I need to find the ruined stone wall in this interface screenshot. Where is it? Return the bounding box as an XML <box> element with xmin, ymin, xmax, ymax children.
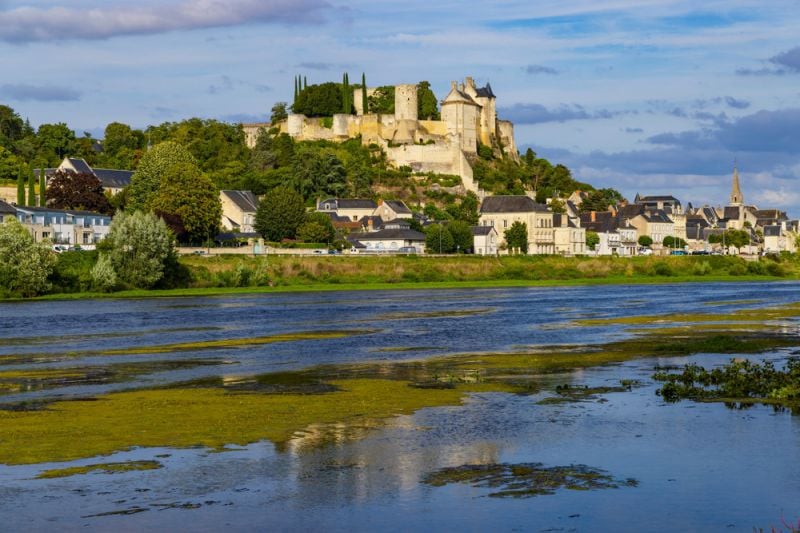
<box><xmin>394</xmin><ymin>84</ymin><xmax>418</xmax><ymax>121</ymax></box>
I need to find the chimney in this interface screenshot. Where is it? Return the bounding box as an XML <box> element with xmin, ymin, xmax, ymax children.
<box><xmin>466</xmin><ymin>76</ymin><xmax>474</xmax><ymax>88</ymax></box>
<box><xmin>451</xmin><ymin>81</ymin><xmax>457</xmax><ymax>91</ymax></box>
<box><xmin>458</xmin><ymin>83</ymin><xmax>464</xmax><ymax>92</ymax></box>
<box><xmin>591</xmin><ymin>211</ymin><xmax>596</xmax><ymax>222</ymax></box>
<box><xmin>367</xmin><ymin>218</ymin><xmax>373</xmax><ymax>232</ymax></box>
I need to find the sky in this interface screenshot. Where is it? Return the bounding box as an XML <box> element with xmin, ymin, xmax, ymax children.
<box><xmin>1</xmin><ymin>0</ymin><xmax>799</xmax><ymax>214</ymax></box>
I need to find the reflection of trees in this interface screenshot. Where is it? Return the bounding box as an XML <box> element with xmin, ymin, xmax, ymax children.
<box><xmin>283</xmin><ymin>414</ymin><xmax>500</xmax><ymax>506</ymax></box>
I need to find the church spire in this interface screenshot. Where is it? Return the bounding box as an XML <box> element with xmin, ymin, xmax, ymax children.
<box><xmin>729</xmin><ymin>164</ymin><xmax>743</xmax><ymax>206</ymax></box>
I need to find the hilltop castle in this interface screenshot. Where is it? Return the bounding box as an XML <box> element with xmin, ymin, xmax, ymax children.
<box><xmin>244</xmin><ymin>77</ymin><xmax>518</xmax><ymax>195</ymax></box>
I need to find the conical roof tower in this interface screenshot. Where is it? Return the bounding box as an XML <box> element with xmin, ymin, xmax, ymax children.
<box><xmin>729</xmin><ymin>165</ymin><xmax>743</xmax><ymax>206</ymax></box>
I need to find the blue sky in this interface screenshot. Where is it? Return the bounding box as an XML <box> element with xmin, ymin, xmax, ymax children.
<box><xmin>1</xmin><ymin>0</ymin><xmax>799</xmax><ymax>214</ymax></box>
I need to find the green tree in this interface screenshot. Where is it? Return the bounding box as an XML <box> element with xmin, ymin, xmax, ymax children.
<box><xmin>38</xmin><ymin>169</ymin><xmax>46</xmax><ymax>206</ymax></box>
<box><xmin>90</xmin><ymin>253</ymin><xmax>118</xmax><ymax>292</ymax></box>
<box><xmin>46</xmin><ymin>170</ymin><xmax>112</xmax><ymax>214</ymax></box>
<box><xmin>425</xmin><ymin>224</ymin><xmax>454</xmax><ymax>254</ymax></box>
<box><xmin>0</xmin><ymin>105</ymin><xmax>25</xmax><ymax>149</ymax></box>
<box><xmin>638</xmin><ymin>235</ymin><xmax>653</xmax><ymax>247</ymax></box>
<box><xmin>270</xmin><ymin>102</ymin><xmax>288</xmax><ymax>123</ymax></box>
<box><xmin>417</xmin><ymin>81</ymin><xmax>440</xmax><ymax>120</ymax></box>
<box><xmin>148</xmin><ymin>162</ymin><xmax>222</xmax><ymax>243</ymax></box>
<box><xmin>586</xmin><ymin>231</ymin><xmax>600</xmax><ymax>251</ymax></box>
<box><xmin>368</xmin><ymin>86</ymin><xmax>395</xmax><ymax>114</ymax></box>
<box><xmin>16</xmin><ymin>164</ymin><xmax>25</xmax><ymax>206</ymax></box>
<box><xmin>447</xmin><ymin>220</ymin><xmax>473</xmax><ymax>253</ymax></box>
<box><xmin>710</xmin><ymin>229</ymin><xmax>750</xmax><ymax>253</ymax></box>
<box><xmin>662</xmin><ymin>236</ymin><xmax>687</xmax><ymax>249</ymax></box>
<box><xmin>128</xmin><ymin>141</ymin><xmax>197</xmax><ymax>211</ymax></box>
<box><xmin>292</xmin><ymin>82</ymin><xmax>344</xmax><ymax>117</ymax></box>
<box><xmin>0</xmin><ymin>146</ymin><xmax>20</xmax><ymax>182</ymax></box>
<box><xmin>361</xmin><ymin>73</ymin><xmax>368</xmax><ymax>114</ymax></box>
<box><xmin>255</xmin><ymin>186</ymin><xmax>307</xmax><ymax>241</ymax></box>
<box><xmin>0</xmin><ymin>218</ymin><xmax>55</xmax><ymax>296</ymax></box>
<box><xmin>292</xmin><ymin>148</ymin><xmax>347</xmax><ymax>200</ymax></box>
<box><xmin>101</xmin><ymin>122</ymin><xmax>144</xmax><ymax>169</ymax></box>
<box><xmin>36</xmin><ymin>123</ymin><xmax>76</xmax><ymax>165</ymax></box>
<box><xmin>580</xmin><ymin>188</ymin><xmax>625</xmax><ymax>213</ymax></box>
<box><xmin>102</xmin><ymin>210</ymin><xmax>176</xmax><ymax>289</ymax></box>
<box><xmin>504</xmin><ymin>221</ymin><xmax>528</xmax><ymax>254</ymax></box>
<box><xmin>27</xmin><ymin>166</ymin><xmax>35</xmax><ymax>206</ymax></box>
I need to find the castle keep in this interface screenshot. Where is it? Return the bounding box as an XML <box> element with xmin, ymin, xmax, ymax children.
<box><xmin>245</xmin><ymin>77</ymin><xmax>517</xmax><ymax>195</ymax></box>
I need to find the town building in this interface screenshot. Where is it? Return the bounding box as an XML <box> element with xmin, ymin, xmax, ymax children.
<box><xmin>220</xmin><ymin>190</ymin><xmax>259</xmax><ymax>234</ymax></box>
<box><xmin>478</xmin><ymin>195</ymin><xmax>555</xmax><ymax>254</ymax></box>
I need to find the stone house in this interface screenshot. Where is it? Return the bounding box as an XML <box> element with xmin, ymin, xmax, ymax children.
<box><xmin>373</xmin><ymin>199</ymin><xmax>413</xmax><ymax>220</ymax></box>
<box><xmin>220</xmin><ymin>190</ymin><xmax>259</xmax><ymax>234</ymax></box>
<box><xmin>553</xmin><ymin>214</ymin><xmax>586</xmax><ymax>255</ymax></box>
<box><xmin>471</xmin><ymin>225</ymin><xmax>498</xmax><ymax>255</ymax></box>
<box><xmin>478</xmin><ymin>195</ymin><xmax>555</xmax><ymax>254</ymax></box>
<box><xmin>317</xmin><ymin>198</ymin><xmax>378</xmax><ymax>222</ymax></box>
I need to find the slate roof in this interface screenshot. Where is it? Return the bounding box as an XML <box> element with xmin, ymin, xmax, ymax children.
<box><xmin>93</xmin><ymin>168</ymin><xmax>133</xmax><ymax>189</ymax></box>
<box><xmin>642</xmin><ymin>210</ymin><xmax>673</xmax><ymax>224</ymax></box>
<box><xmin>321</xmin><ymin>198</ymin><xmax>377</xmax><ymax>210</ymax></box>
<box><xmin>221</xmin><ymin>190</ymin><xmax>258</xmax><ymax>213</ymax></box>
<box><xmin>0</xmin><ymin>200</ymin><xmax>17</xmax><ymax>214</ymax></box>
<box><xmin>15</xmin><ymin>205</ymin><xmax>109</xmax><ymax>218</ymax></box>
<box><xmin>383</xmin><ymin>219</ymin><xmax>411</xmax><ymax>229</ymax></box>
<box><xmin>442</xmin><ymin>86</ymin><xmax>479</xmax><ymax>107</ymax></box>
<box><xmin>474</xmin><ymin>83</ymin><xmax>495</xmax><ymax>99</ymax></box>
<box><xmin>480</xmin><ymin>195</ymin><xmax>549</xmax><ymax>213</ymax></box>
<box><xmin>637</xmin><ymin>195</ymin><xmax>680</xmax><ymax>203</ymax></box>
<box><xmin>763</xmin><ymin>225</ymin><xmax>781</xmax><ymax>237</ymax></box>
<box><xmin>383</xmin><ymin>200</ymin><xmax>412</xmax><ymax>214</ymax></box>
<box><xmin>471</xmin><ymin>225</ymin><xmax>495</xmax><ymax>236</ymax></box>
<box><xmin>67</xmin><ymin>158</ymin><xmax>93</xmax><ymax>175</ymax></box>
<box><xmin>724</xmin><ymin>206</ymin><xmax>741</xmax><ymax>220</ymax></box>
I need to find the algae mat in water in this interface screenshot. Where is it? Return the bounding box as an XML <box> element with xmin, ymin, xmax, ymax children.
<box><xmin>0</xmin><ymin>379</ymin><xmax>505</xmax><ymax>465</ymax></box>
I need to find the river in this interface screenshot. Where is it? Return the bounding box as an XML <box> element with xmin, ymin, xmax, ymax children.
<box><xmin>1</xmin><ymin>282</ymin><xmax>799</xmax><ymax>531</ymax></box>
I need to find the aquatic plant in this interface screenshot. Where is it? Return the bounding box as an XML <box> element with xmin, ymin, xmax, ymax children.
<box><xmin>654</xmin><ymin>358</ymin><xmax>800</xmax><ymax>406</ymax></box>
<box><xmin>422</xmin><ymin>462</ymin><xmax>638</xmax><ymax>498</ymax></box>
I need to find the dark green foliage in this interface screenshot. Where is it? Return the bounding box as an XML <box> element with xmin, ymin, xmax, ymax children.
<box><xmin>361</xmin><ymin>73</ymin><xmax>368</xmax><ymax>114</ymax></box>
<box><xmin>255</xmin><ymin>186</ymin><xmax>307</xmax><ymax>241</ymax></box>
<box><xmin>38</xmin><ymin>169</ymin><xmax>45</xmax><ymax>206</ymax></box>
<box><xmin>368</xmin><ymin>86</ymin><xmax>395</xmax><ymax>114</ymax></box>
<box><xmin>292</xmin><ymin>146</ymin><xmax>347</xmax><ymax>200</ymax></box>
<box><xmin>27</xmin><ymin>165</ymin><xmax>35</xmax><ymax>205</ymax></box>
<box><xmin>144</xmin><ymin>119</ymin><xmax>248</xmax><ymax>189</ymax></box>
<box><xmin>709</xmin><ymin>229</ymin><xmax>750</xmax><ymax>251</ymax></box>
<box><xmin>505</xmin><ymin>221</ymin><xmax>528</xmax><ymax>254</ymax></box>
<box><xmin>654</xmin><ymin>357</ymin><xmax>800</xmax><ymax>406</ymax></box>
<box><xmin>477</xmin><ymin>143</ymin><xmax>494</xmax><ymax>160</ymax></box>
<box><xmin>417</xmin><ymin>81</ymin><xmax>439</xmax><ymax>120</ymax></box>
<box><xmin>270</xmin><ymin>102</ymin><xmax>288</xmax><ymax>123</ymax></box>
<box><xmin>579</xmin><ymin>188</ymin><xmax>625</xmax><ymax>213</ymax></box>
<box><xmin>663</xmin><ymin>236</ymin><xmax>687</xmax><ymax>248</ymax></box>
<box><xmin>425</xmin><ymin>224</ymin><xmax>454</xmax><ymax>253</ymax></box>
<box><xmin>101</xmin><ymin>122</ymin><xmax>145</xmax><ymax>169</ymax></box>
<box><xmin>17</xmin><ymin>164</ymin><xmax>25</xmax><ymax>205</ymax></box>
<box><xmin>292</xmin><ymin>82</ymin><xmax>344</xmax><ymax>117</ymax></box>
<box><xmin>638</xmin><ymin>235</ymin><xmax>653</xmax><ymax>247</ymax></box>
<box><xmin>49</xmin><ymin>250</ymin><xmax>99</xmax><ymax>293</ymax></box>
<box><xmin>447</xmin><ymin>220</ymin><xmax>473</xmax><ymax>253</ymax></box>
<box><xmin>0</xmin><ymin>105</ymin><xmax>26</xmax><ymax>149</ymax></box>
<box><xmin>297</xmin><ymin>212</ymin><xmax>335</xmax><ymax>244</ymax></box>
<box><xmin>586</xmin><ymin>231</ymin><xmax>600</xmax><ymax>250</ymax></box>
<box><xmin>36</xmin><ymin>123</ymin><xmax>76</xmax><ymax>166</ymax></box>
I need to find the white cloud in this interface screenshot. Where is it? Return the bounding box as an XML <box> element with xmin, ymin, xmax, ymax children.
<box><xmin>0</xmin><ymin>0</ymin><xmax>331</xmax><ymax>43</ymax></box>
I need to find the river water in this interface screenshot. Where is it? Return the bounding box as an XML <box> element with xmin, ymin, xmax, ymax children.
<box><xmin>1</xmin><ymin>282</ymin><xmax>800</xmax><ymax>531</ymax></box>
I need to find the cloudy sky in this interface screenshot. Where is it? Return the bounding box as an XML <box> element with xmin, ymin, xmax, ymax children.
<box><xmin>1</xmin><ymin>0</ymin><xmax>799</xmax><ymax>213</ymax></box>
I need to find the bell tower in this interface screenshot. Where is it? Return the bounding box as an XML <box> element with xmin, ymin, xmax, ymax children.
<box><xmin>729</xmin><ymin>165</ymin><xmax>743</xmax><ymax>206</ymax></box>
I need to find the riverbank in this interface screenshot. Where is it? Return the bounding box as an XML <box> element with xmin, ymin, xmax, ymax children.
<box><xmin>23</xmin><ymin>253</ymin><xmax>797</xmax><ymax>301</ymax></box>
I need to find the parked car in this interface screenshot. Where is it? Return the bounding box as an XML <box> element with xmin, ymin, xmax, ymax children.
<box><xmin>327</xmin><ymin>249</ymin><xmax>340</xmax><ymax>255</ymax></box>
<box><xmin>638</xmin><ymin>247</ymin><xmax>653</xmax><ymax>256</ymax></box>
<box><xmin>51</xmin><ymin>244</ymin><xmax>68</xmax><ymax>253</ymax></box>
<box><xmin>312</xmin><ymin>249</ymin><xmax>325</xmax><ymax>255</ymax></box>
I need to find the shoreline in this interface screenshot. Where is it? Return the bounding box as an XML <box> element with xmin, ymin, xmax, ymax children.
<box><xmin>16</xmin><ymin>273</ymin><xmax>792</xmax><ymax>302</ymax></box>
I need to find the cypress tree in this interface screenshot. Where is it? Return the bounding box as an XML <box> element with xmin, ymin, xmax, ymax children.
<box><xmin>16</xmin><ymin>165</ymin><xmax>25</xmax><ymax>206</ymax></box>
<box><xmin>294</xmin><ymin>76</ymin><xmax>298</xmax><ymax>104</ymax></box>
<box><xmin>39</xmin><ymin>168</ymin><xmax>46</xmax><ymax>206</ymax></box>
<box><xmin>303</xmin><ymin>76</ymin><xmax>307</xmax><ymax>90</ymax></box>
<box><xmin>27</xmin><ymin>165</ymin><xmax>36</xmax><ymax>206</ymax></box>
<box><xmin>362</xmin><ymin>73</ymin><xmax>368</xmax><ymax>115</ymax></box>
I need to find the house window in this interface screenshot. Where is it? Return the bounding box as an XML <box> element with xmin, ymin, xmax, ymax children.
<box><xmin>42</xmin><ymin>232</ymin><xmax>49</xmax><ymax>239</ymax></box>
<box><xmin>503</xmin><ymin>220</ymin><xmax>507</xmax><ymax>228</ymax></box>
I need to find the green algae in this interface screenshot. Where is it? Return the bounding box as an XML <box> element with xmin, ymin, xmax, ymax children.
<box><xmin>0</xmin><ymin>359</ymin><xmax>227</xmax><ymax>396</ymax></box>
<box><xmin>536</xmin><ymin>383</ymin><xmax>634</xmax><ymax>405</ymax></box>
<box><xmin>422</xmin><ymin>463</ymin><xmax>638</xmax><ymax>498</ymax></box>
<box><xmin>36</xmin><ymin>460</ymin><xmax>162</xmax><ymax>479</ymax></box>
<box><xmin>0</xmin><ymin>379</ymin><xmax>509</xmax><ymax>465</ymax></box>
<box><xmin>0</xmin><ymin>330</ymin><xmax>372</xmax><ymax>364</ymax></box>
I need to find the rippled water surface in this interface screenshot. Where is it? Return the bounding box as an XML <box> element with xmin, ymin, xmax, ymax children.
<box><xmin>2</xmin><ymin>282</ymin><xmax>800</xmax><ymax>532</ymax></box>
